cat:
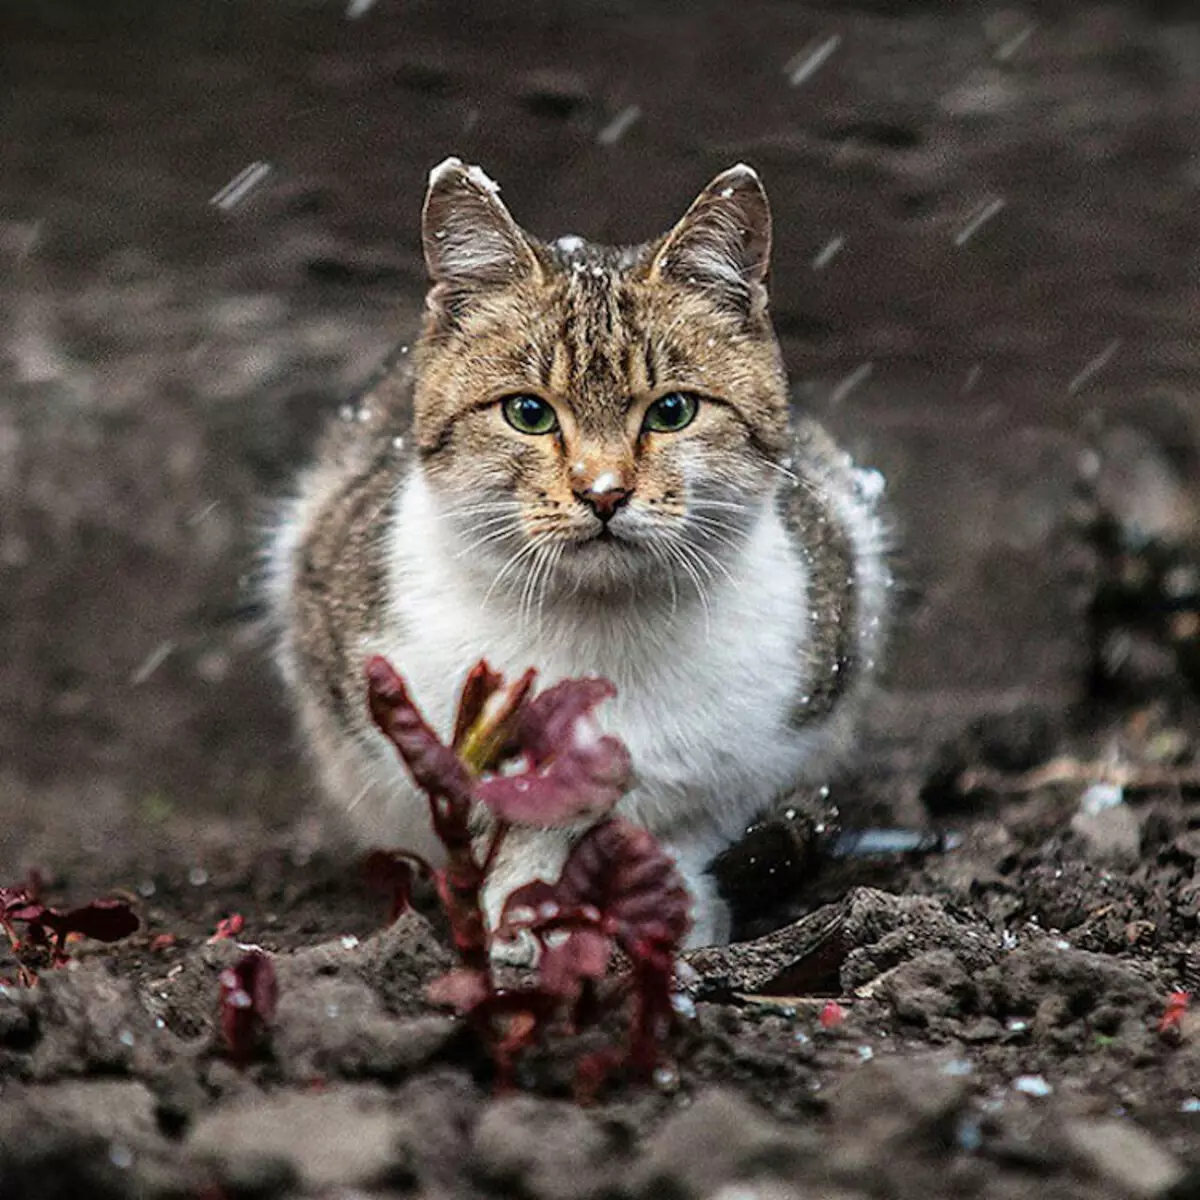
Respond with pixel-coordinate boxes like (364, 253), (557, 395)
(266, 157), (891, 949)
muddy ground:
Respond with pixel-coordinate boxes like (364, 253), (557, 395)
(3, 1), (1200, 1197)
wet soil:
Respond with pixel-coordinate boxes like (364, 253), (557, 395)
(4, 2), (1200, 1197)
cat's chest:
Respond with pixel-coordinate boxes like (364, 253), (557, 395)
(382, 510), (810, 818)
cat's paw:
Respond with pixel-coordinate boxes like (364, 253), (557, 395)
(488, 927), (541, 967)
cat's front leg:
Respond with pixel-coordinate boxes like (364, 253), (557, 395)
(480, 824), (574, 965)
(659, 836), (731, 950)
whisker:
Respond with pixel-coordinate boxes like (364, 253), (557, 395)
(533, 541), (563, 632)
(482, 531), (557, 611)
(661, 534), (712, 640)
(686, 539), (739, 588)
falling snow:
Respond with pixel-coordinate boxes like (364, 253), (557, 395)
(784, 34), (842, 88)
(597, 105), (642, 146)
(209, 161), (272, 211)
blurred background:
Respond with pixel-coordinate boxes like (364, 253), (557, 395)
(1, 0), (1198, 882)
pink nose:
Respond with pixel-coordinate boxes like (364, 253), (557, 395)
(575, 479), (631, 521)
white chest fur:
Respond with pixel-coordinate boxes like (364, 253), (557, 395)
(374, 470), (816, 860)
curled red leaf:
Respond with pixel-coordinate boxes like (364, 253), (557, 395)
(539, 927), (613, 998)
(208, 913), (245, 943)
(219, 949), (278, 1063)
(50, 899), (140, 943)
(1159, 990), (1191, 1038)
(474, 679), (631, 827)
(362, 848), (429, 923)
(451, 659), (506, 752)
(2, 887), (139, 963)
(551, 820), (692, 955)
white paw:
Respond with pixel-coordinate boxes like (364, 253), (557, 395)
(488, 927), (541, 968)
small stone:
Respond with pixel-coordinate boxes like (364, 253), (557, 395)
(189, 1091), (402, 1191)
(634, 1089), (812, 1198)
(472, 1096), (618, 1200)
(1063, 1118), (1184, 1198)
(1070, 802), (1140, 865)
(1012, 1074), (1052, 1097)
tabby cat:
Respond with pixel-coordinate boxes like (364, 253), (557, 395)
(268, 158), (890, 948)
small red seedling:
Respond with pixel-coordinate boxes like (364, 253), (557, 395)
(1158, 990), (1191, 1042)
(218, 949), (278, 1064)
(208, 913), (245, 942)
(1, 883), (139, 984)
(363, 848), (425, 924)
(365, 655), (691, 1092)
(819, 1001), (846, 1029)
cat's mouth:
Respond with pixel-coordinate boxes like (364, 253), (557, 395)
(567, 524), (631, 554)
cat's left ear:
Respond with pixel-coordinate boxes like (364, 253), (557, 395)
(649, 164), (771, 319)
(421, 158), (541, 323)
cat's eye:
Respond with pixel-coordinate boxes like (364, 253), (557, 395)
(501, 394), (558, 436)
(643, 391), (699, 434)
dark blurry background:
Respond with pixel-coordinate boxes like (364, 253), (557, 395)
(2, 0), (1198, 876)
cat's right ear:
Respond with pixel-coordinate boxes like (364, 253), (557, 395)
(421, 158), (540, 325)
(649, 164), (772, 321)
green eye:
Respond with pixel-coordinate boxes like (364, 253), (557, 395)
(501, 394), (558, 436)
(643, 392), (699, 434)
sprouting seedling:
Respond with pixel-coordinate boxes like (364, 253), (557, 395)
(218, 949), (278, 1064)
(1, 884), (139, 985)
(365, 655), (691, 1093)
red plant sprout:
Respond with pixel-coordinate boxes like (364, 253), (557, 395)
(365, 655), (690, 1092)
(497, 819), (692, 1077)
(208, 913), (246, 942)
(362, 847), (429, 924)
(819, 1001), (847, 1029)
(1158, 990), (1191, 1042)
(218, 949), (278, 1064)
(1, 883), (139, 984)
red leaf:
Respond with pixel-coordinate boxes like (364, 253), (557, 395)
(366, 657), (473, 804)
(451, 667), (537, 777)
(219, 949), (277, 1063)
(0, 886), (34, 917)
(474, 679), (631, 827)
(14, 898), (140, 945)
(516, 678), (617, 766)
(819, 1001), (845, 1029)
(539, 928), (613, 999)
(362, 848), (429, 922)
(208, 913), (245, 942)
(451, 660), (506, 752)
(1159, 990), (1191, 1036)
(556, 820), (692, 955)
(426, 966), (493, 1014)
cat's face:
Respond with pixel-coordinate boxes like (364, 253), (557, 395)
(411, 159), (791, 606)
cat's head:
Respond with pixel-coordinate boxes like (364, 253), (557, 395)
(411, 157), (791, 604)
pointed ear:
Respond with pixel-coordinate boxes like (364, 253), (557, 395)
(421, 158), (540, 316)
(649, 164), (772, 318)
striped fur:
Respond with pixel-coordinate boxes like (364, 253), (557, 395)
(267, 160), (891, 947)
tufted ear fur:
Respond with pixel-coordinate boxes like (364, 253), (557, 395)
(649, 164), (772, 320)
(421, 157), (540, 326)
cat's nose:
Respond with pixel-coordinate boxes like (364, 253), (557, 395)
(574, 475), (631, 521)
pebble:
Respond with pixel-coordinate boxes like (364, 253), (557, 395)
(1012, 1074), (1052, 1097)
(1063, 1117), (1183, 1198)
